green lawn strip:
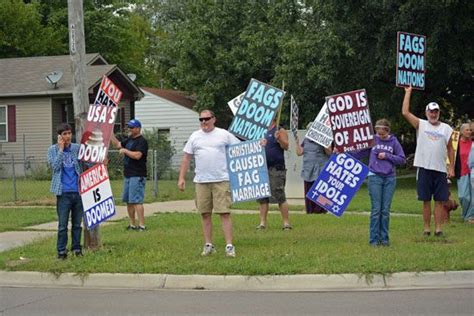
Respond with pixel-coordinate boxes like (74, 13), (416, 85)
(233, 177), (460, 216)
(1, 213), (472, 275)
(0, 208), (56, 232)
(0, 179), (195, 205)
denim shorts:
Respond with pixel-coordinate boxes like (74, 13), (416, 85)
(122, 176), (146, 204)
(416, 168), (448, 202)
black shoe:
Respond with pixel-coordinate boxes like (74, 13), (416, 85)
(57, 253), (67, 260)
(73, 250), (83, 257)
(434, 231), (444, 237)
(137, 225), (146, 231)
(423, 231), (431, 237)
(126, 225), (137, 231)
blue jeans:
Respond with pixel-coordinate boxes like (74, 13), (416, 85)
(458, 174), (474, 221)
(368, 175), (396, 245)
(56, 192), (83, 254)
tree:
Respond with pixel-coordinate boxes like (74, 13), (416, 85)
(0, 0), (65, 57)
(150, 0), (473, 137)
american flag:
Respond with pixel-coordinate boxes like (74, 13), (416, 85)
(316, 194), (333, 207)
(290, 95), (299, 140)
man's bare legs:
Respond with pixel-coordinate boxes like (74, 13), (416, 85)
(220, 213), (233, 245)
(279, 201), (290, 226)
(423, 201), (444, 234)
(201, 213), (213, 244)
(259, 203), (269, 226)
(259, 202), (291, 227)
(127, 204), (136, 227)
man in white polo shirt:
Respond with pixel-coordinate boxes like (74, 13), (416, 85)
(402, 86), (455, 237)
(178, 110), (240, 257)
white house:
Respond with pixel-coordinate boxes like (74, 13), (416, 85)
(135, 88), (199, 169)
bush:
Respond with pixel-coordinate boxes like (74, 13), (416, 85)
(29, 164), (52, 181)
(142, 128), (176, 180)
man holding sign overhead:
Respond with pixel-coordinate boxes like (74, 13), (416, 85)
(402, 86), (455, 237)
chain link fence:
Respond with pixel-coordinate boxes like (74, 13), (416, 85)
(0, 148), (188, 205)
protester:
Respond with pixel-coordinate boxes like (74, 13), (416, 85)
(111, 119), (148, 231)
(351, 119), (406, 246)
(402, 86), (455, 237)
(256, 120), (292, 230)
(47, 123), (84, 259)
(455, 123), (473, 223)
(469, 132), (474, 224)
(295, 125), (332, 214)
(178, 110), (240, 257)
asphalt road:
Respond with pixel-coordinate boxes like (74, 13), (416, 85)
(1, 287), (473, 315)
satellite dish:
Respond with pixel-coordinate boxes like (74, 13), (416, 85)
(127, 73), (137, 82)
(45, 70), (63, 89)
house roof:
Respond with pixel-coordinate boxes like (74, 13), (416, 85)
(141, 87), (196, 110)
(0, 53), (143, 100)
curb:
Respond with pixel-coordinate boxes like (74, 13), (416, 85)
(1, 270), (472, 292)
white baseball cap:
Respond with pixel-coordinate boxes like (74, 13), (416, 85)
(425, 102), (440, 111)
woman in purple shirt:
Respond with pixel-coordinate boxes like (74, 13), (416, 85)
(352, 119), (406, 246)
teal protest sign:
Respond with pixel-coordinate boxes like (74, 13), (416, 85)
(227, 140), (271, 203)
(396, 31), (426, 90)
(229, 79), (285, 140)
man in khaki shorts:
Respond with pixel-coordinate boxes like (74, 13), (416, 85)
(178, 110), (240, 257)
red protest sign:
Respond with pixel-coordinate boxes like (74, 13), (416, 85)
(326, 89), (374, 153)
(79, 76), (122, 163)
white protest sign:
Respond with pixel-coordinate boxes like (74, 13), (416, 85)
(79, 164), (116, 229)
(228, 92), (245, 115)
(305, 103), (333, 147)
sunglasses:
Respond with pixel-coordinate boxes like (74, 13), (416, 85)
(199, 116), (213, 122)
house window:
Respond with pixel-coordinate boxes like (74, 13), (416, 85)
(114, 107), (124, 133)
(0, 106), (7, 142)
(157, 128), (170, 141)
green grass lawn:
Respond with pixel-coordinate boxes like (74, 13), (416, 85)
(1, 213), (473, 275)
(0, 179), (195, 205)
(233, 177), (456, 215)
(0, 208), (56, 232)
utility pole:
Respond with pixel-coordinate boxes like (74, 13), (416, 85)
(68, 0), (100, 250)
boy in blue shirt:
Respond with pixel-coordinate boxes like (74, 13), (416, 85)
(47, 123), (84, 259)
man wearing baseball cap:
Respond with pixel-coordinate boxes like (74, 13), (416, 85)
(402, 86), (455, 237)
(111, 119), (149, 231)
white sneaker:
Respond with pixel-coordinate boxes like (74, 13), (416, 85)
(201, 243), (216, 256)
(225, 244), (236, 258)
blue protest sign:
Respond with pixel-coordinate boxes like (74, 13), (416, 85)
(228, 78), (285, 140)
(396, 31), (426, 90)
(227, 140), (271, 203)
(306, 153), (369, 217)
